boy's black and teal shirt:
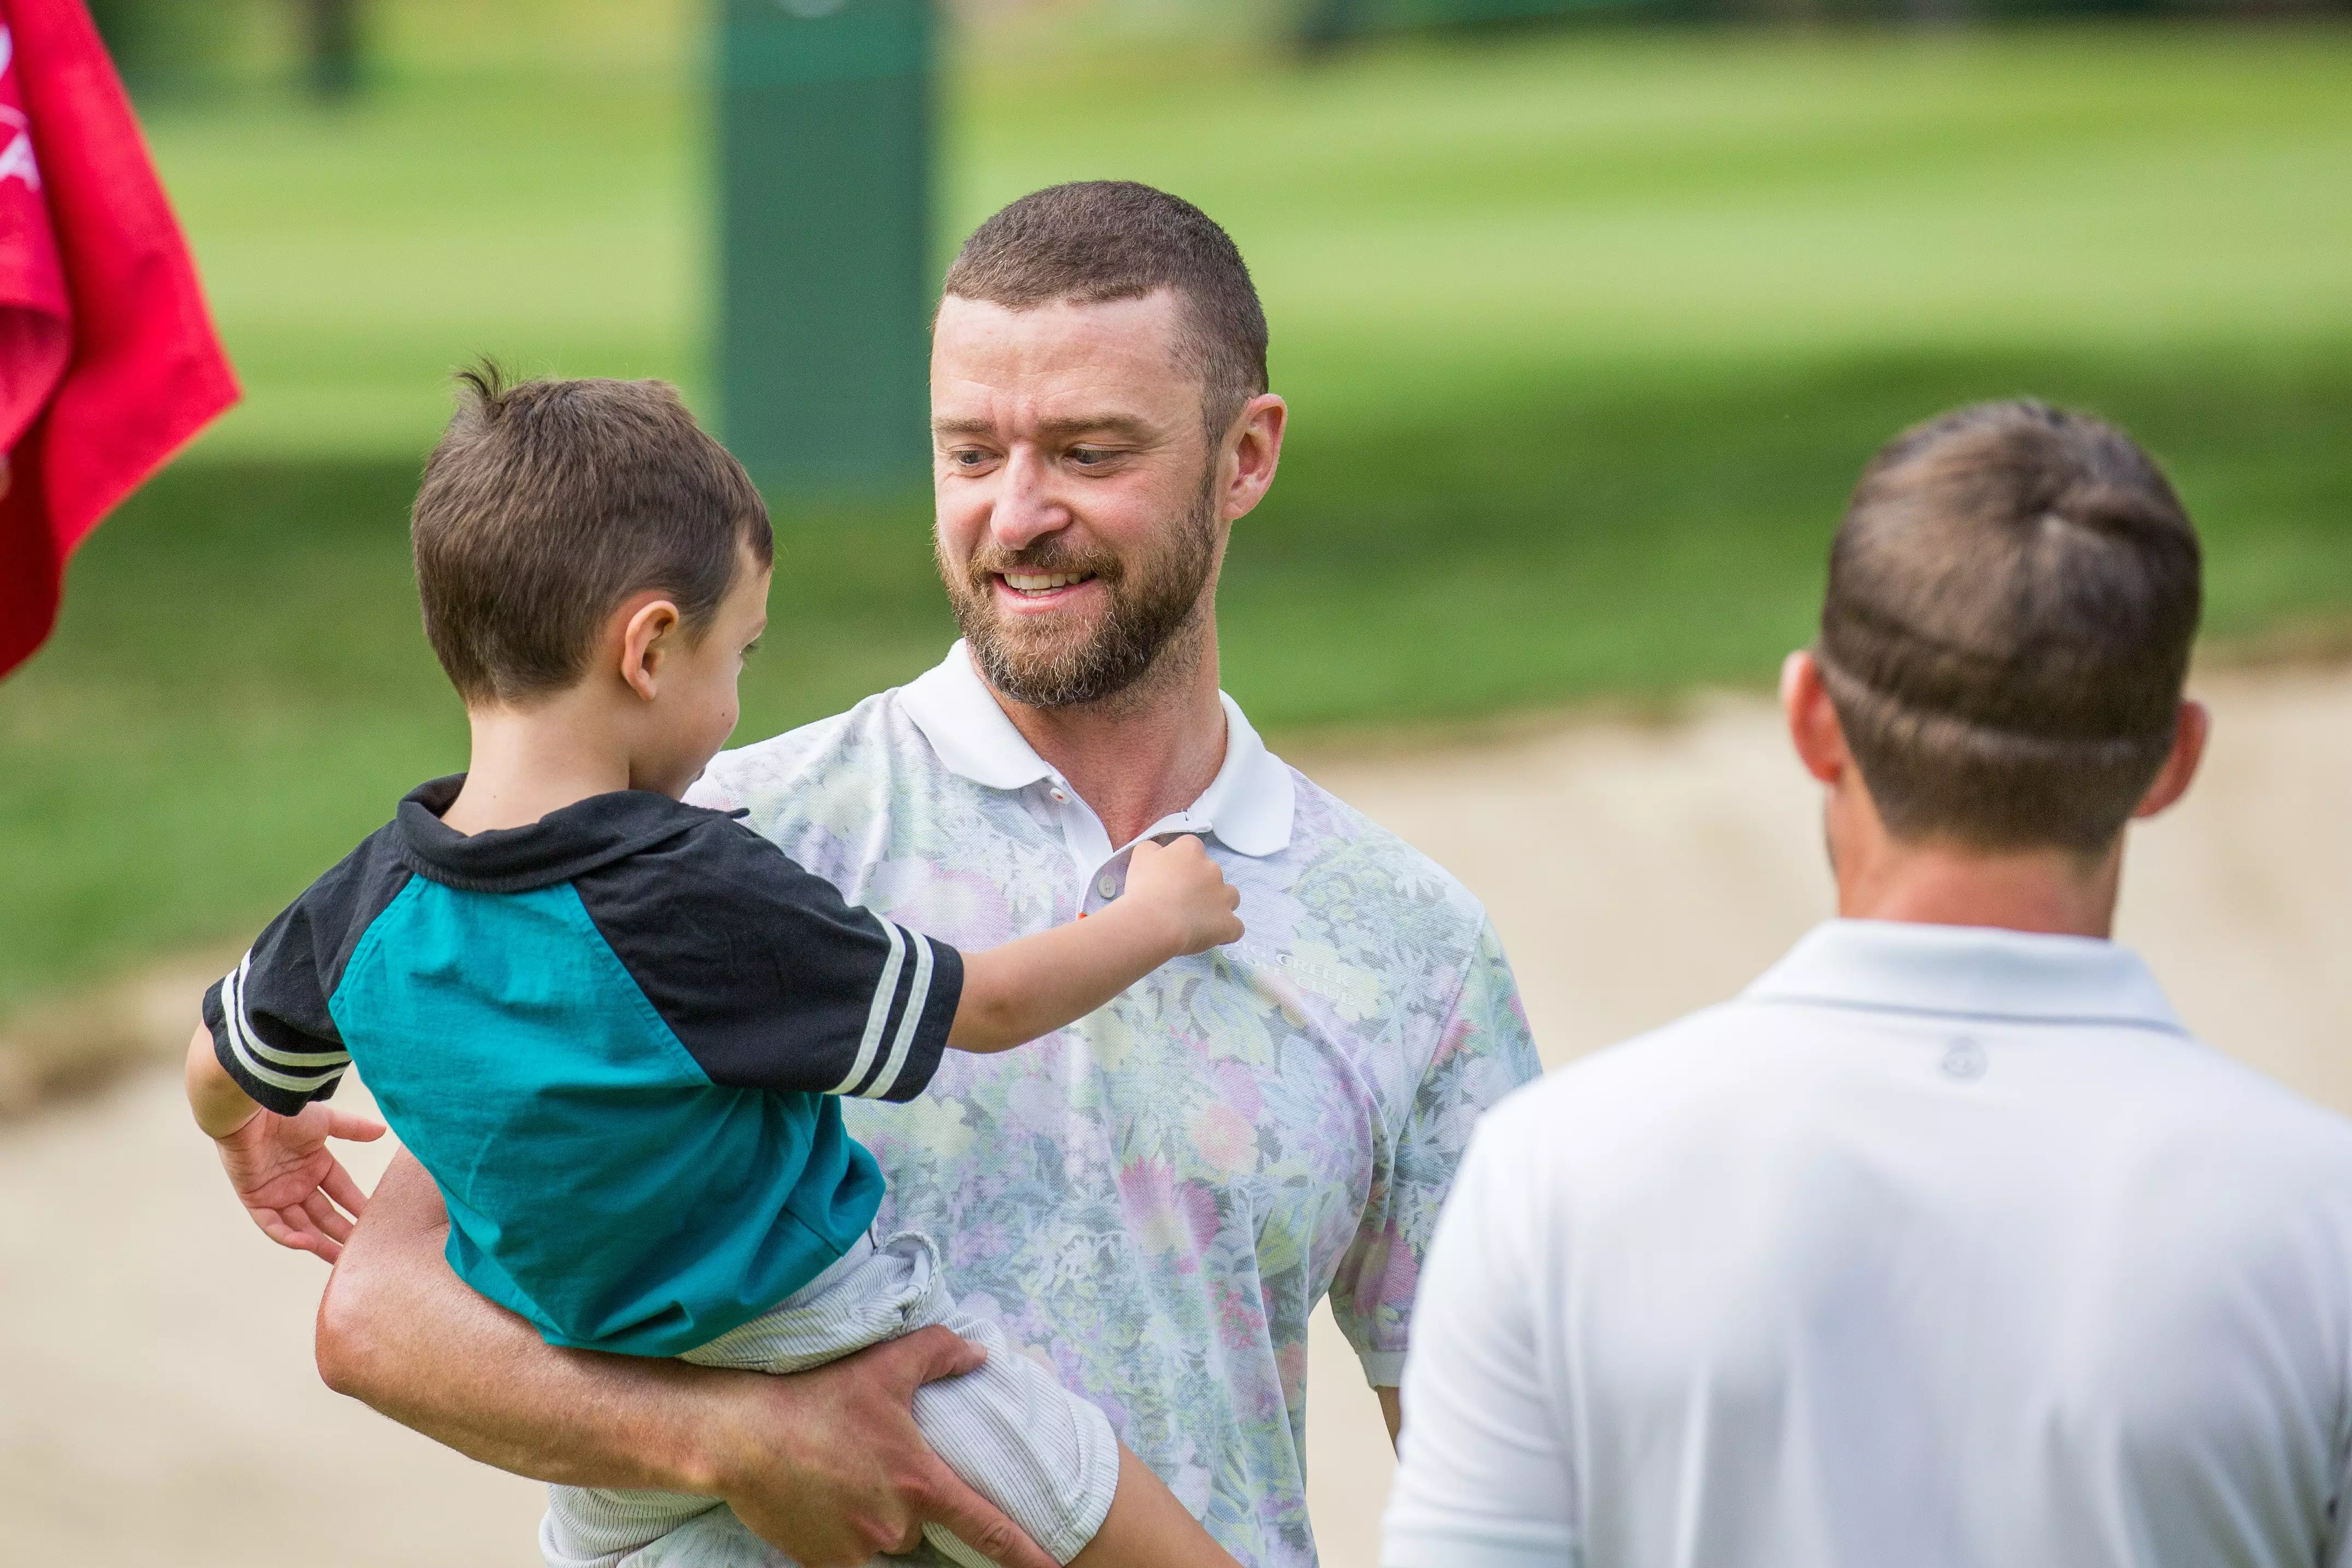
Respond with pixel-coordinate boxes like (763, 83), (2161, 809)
(202, 776), (963, 1358)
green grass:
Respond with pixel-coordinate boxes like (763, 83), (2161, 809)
(5, 15), (2350, 1014)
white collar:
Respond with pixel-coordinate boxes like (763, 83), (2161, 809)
(898, 641), (1296, 859)
(1745, 919), (2186, 1033)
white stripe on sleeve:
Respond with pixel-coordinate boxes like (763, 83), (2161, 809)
(829, 917), (907, 1096)
(220, 956), (348, 1096)
(863, 930), (936, 1100)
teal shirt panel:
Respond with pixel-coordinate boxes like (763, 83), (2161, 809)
(327, 877), (884, 1356)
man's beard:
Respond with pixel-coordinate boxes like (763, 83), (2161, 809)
(940, 471), (1219, 710)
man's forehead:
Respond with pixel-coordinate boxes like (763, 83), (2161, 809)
(930, 291), (1196, 427)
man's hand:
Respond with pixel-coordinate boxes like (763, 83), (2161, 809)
(321, 1153), (1054, 1568)
(709, 1328), (1057, 1568)
(186, 1021), (384, 1263)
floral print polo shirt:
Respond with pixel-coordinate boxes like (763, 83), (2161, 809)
(689, 643), (1541, 1566)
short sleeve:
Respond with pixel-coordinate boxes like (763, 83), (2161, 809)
(573, 818), (964, 1105)
(1328, 917), (1542, 1387)
(1382, 1112), (1577, 1568)
(204, 900), (354, 1118)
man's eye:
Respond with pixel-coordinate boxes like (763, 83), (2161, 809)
(950, 449), (992, 468)
(1069, 447), (1117, 467)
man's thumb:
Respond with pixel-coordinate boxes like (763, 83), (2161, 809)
(898, 1325), (988, 1388)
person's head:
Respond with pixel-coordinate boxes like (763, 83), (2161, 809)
(930, 180), (1287, 710)
(1784, 399), (2208, 913)
(412, 366), (775, 796)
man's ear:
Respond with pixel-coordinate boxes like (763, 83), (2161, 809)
(2132, 699), (2209, 821)
(1781, 649), (1850, 786)
(617, 596), (682, 703)
(1221, 393), (1288, 525)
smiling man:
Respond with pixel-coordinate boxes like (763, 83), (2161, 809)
(316, 181), (1540, 1567)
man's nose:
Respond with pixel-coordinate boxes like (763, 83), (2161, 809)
(989, 449), (1070, 551)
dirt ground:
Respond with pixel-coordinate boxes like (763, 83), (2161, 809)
(7, 665), (2348, 1567)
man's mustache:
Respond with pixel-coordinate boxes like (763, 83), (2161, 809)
(964, 542), (1126, 585)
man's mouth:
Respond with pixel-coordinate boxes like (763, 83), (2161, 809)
(996, 571), (1099, 600)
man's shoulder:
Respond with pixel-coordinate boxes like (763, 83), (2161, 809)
(692, 690), (917, 813)
(1283, 770), (1492, 943)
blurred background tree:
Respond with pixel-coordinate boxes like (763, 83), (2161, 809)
(86, 0), (363, 99)
(6, 0), (2348, 1026)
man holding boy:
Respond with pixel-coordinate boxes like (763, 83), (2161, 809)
(313, 181), (1539, 1567)
(1382, 401), (2352, 1567)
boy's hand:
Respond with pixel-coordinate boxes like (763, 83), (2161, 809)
(190, 1020), (386, 1264)
(212, 1101), (387, 1264)
(1122, 836), (1245, 958)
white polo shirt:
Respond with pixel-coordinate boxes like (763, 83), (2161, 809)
(690, 643), (1541, 1566)
(1385, 919), (2352, 1568)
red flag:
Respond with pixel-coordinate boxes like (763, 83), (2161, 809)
(0, 0), (237, 678)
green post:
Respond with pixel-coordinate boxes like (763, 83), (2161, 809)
(718, 0), (936, 496)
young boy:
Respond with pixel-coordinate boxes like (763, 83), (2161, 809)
(184, 369), (1249, 1568)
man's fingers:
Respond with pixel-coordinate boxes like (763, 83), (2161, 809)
(910, 1457), (1057, 1568)
(885, 1325), (989, 1393)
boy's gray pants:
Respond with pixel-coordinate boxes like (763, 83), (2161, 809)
(538, 1232), (1121, 1568)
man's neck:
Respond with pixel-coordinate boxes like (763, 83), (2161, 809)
(984, 630), (1230, 849)
(1834, 836), (2125, 940)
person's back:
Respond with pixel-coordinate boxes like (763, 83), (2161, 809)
(1385, 401), (2352, 1568)
(1453, 924), (2352, 1566)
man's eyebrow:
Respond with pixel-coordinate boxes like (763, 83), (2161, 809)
(930, 414), (1160, 443)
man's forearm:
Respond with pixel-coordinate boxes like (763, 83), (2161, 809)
(323, 1153), (1057, 1568)
(318, 1151), (736, 1493)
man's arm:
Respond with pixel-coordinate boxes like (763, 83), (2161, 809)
(1381, 1120), (1573, 1568)
(1378, 1387), (1403, 1449)
(318, 1153), (1055, 1568)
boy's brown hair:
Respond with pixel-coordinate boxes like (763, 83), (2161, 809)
(942, 180), (1269, 438)
(1817, 399), (2202, 854)
(413, 368), (772, 705)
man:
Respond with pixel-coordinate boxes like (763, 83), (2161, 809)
(1382, 400), (2352, 1568)
(318, 181), (1539, 1568)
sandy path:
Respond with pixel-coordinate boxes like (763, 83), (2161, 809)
(7, 665), (2348, 1567)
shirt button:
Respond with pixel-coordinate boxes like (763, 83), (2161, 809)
(1096, 873), (1119, 899)
(1940, 1037), (1987, 1081)
(1050, 788), (1067, 802)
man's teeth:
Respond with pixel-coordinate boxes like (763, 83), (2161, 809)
(1002, 572), (1094, 592)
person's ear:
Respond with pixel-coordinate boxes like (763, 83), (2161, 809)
(1221, 393), (1288, 524)
(2132, 699), (2209, 821)
(1781, 649), (1850, 786)
(617, 596), (682, 703)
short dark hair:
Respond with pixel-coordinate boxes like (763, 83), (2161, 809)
(941, 181), (1269, 437)
(413, 366), (772, 706)
(1817, 400), (2202, 854)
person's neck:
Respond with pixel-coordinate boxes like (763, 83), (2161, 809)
(1833, 830), (2124, 939)
(984, 624), (1230, 849)
(442, 694), (636, 836)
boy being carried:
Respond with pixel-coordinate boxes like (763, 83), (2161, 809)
(185, 369), (1246, 1568)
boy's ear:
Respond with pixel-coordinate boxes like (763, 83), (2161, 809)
(617, 596), (682, 702)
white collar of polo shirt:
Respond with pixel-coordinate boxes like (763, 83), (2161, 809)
(899, 642), (1295, 906)
(1746, 918), (2188, 1035)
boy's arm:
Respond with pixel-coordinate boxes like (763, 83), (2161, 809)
(186, 1023), (385, 1262)
(320, 1155), (1058, 1568)
(947, 835), (1244, 1054)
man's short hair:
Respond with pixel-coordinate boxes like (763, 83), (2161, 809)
(413, 367), (772, 706)
(941, 180), (1269, 438)
(1817, 399), (2202, 854)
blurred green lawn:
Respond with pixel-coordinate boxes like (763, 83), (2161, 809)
(5, 10), (2349, 1013)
